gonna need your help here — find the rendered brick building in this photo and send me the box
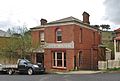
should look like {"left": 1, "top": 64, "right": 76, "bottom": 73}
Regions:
{"left": 31, "top": 12, "right": 101, "bottom": 72}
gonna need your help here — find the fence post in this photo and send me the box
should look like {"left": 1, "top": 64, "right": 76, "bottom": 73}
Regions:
{"left": 107, "top": 59, "right": 108, "bottom": 69}
{"left": 119, "top": 59, "right": 120, "bottom": 68}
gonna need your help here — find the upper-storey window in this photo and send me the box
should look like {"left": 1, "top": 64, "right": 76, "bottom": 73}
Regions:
{"left": 56, "top": 29, "right": 62, "bottom": 42}
{"left": 40, "top": 32, "right": 44, "bottom": 44}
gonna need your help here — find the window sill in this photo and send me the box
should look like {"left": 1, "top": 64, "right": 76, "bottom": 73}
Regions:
{"left": 56, "top": 41, "right": 62, "bottom": 43}
{"left": 52, "top": 66, "right": 67, "bottom": 69}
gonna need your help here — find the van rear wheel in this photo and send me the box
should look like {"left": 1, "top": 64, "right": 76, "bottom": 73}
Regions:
{"left": 8, "top": 69, "right": 14, "bottom": 75}
{"left": 27, "top": 68, "right": 33, "bottom": 75}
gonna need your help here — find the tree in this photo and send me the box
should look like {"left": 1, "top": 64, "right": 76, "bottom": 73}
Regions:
{"left": 92, "top": 24, "right": 110, "bottom": 31}
{"left": 0, "top": 28, "right": 19, "bottom": 63}
{"left": 92, "top": 25, "right": 100, "bottom": 30}
{"left": 5, "top": 26, "right": 33, "bottom": 59}
{"left": 100, "top": 24, "right": 110, "bottom": 31}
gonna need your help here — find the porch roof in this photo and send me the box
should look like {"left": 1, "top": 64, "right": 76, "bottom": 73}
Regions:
{"left": 32, "top": 47, "right": 44, "bottom": 53}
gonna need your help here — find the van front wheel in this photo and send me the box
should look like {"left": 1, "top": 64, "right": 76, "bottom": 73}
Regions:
{"left": 27, "top": 68, "right": 33, "bottom": 75}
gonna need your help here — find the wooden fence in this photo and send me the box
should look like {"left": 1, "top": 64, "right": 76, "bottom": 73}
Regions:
{"left": 98, "top": 60, "right": 120, "bottom": 70}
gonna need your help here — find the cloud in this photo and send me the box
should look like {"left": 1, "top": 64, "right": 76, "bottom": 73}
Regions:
{"left": 104, "top": 0, "right": 120, "bottom": 24}
{"left": 0, "top": 20, "right": 15, "bottom": 30}
{"left": 0, "top": 11, "right": 39, "bottom": 31}
{"left": 0, "top": 21, "right": 11, "bottom": 28}
{"left": 0, "top": 0, "right": 107, "bottom": 31}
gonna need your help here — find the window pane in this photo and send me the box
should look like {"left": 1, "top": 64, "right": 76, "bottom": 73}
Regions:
{"left": 64, "top": 60, "right": 66, "bottom": 67}
{"left": 57, "top": 31, "right": 62, "bottom": 36}
{"left": 64, "top": 52, "right": 66, "bottom": 60}
{"left": 52, "top": 52, "right": 67, "bottom": 67}
{"left": 53, "top": 52, "right": 56, "bottom": 66}
{"left": 53, "top": 52, "right": 55, "bottom": 60}
{"left": 57, "top": 36, "right": 62, "bottom": 41}
{"left": 57, "top": 52, "right": 62, "bottom": 59}
{"left": 56, "top": 29, "right": 62, "bottom": 42}
{"left": 40, "top": 32, "right": 44, "bottom": 41}
{"left": 57, "top": 60, "right": 62, "bottom": 67}
{"left": 53, "top": 60, "right": 55, "bottom": 66}
{"left": 64, "top": 53, "right": 66, "bottom": 67}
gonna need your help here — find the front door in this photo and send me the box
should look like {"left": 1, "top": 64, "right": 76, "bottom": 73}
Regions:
{"left": 36, "top": 53, "right": 44, "bottom": 65}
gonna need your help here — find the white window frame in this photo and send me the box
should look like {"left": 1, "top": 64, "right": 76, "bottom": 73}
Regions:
{"left": 40, "top": 32, "right": 44, "bottom": 41}
{"left": 56, "top": 29, "right": 62, "bottom": 42}
{"left": 53, "top": 52, "right": 66, "bottom": 68}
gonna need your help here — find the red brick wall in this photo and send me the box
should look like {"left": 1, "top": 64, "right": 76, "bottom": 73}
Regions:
{"left": 31, "top": 31, "right": 40, "bottom": 47}
{"left": 92, "top": 50, "right": 98, "bottom": 69}
{"left": 79, "top": 49, "right": 91, "bottom": 69}
{"left": 44, "top": 26, "right": 56, "bottom": 43}
{"left": 74, "top": 25, "right": 100, "bottom": 48}
{"left": 45, "top": 25, "right": 74, "bottom": 43}
{"left": 31, "top": 30, "right": 44, "bottom": 47}
{"left": 66, "top": 49, "right": 75, "bottom": 71}
{"left": 62, "top": 25, "right": 74, "bottom": 42}
{"left": 73, "top": 24, "right": 100, "bottom": 69}
{"left": 44, "top": 49, "right": 52, "bottom": 72}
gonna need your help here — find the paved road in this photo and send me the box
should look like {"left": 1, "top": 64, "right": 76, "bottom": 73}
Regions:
{"left": 0, "top": 73, "right": 120, "bottom": 81}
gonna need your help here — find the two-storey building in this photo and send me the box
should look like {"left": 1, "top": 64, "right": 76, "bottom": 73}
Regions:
{"left": 31, "top": 12, "right": 101, "bottom": 72}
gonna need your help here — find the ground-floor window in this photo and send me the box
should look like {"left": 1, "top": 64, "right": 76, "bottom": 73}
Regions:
{"left": 53, "top": 52, "right": 66, "bottom": 68}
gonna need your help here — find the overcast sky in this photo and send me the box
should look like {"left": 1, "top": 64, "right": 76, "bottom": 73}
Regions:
{"left": 0, "top": 0, "right": 119, "bottom": 31}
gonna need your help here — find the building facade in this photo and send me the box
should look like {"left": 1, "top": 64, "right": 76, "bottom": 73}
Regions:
{"left": 114, "top": 28, "right": 120, "bottom": 60}
{"left": 31, "top": 12, "right": 101, "bottom": 72}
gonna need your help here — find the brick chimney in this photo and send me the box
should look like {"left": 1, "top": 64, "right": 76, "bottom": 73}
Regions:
{"left": 82, "top": 12, "right": 90, "bottom": 24}
{"left": 40, "top": 18, "right": 47, "bottom": 25}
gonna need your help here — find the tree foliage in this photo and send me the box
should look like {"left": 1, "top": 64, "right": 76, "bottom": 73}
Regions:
{"left": 100, "top": 24, "right": 110, "bottom": 31}
{"left": 3, "top": 26, "right": 32, "bottom": 58}
{"left": 92, "top": 24, "right": 110, "bottom": 31}
{"left": 0, "top": 25, "right": 42, "bottom": 63}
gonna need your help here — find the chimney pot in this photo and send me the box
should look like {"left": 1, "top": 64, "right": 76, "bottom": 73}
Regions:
{"left": 40, "top": 19, "right": 47, "bottom": 25}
